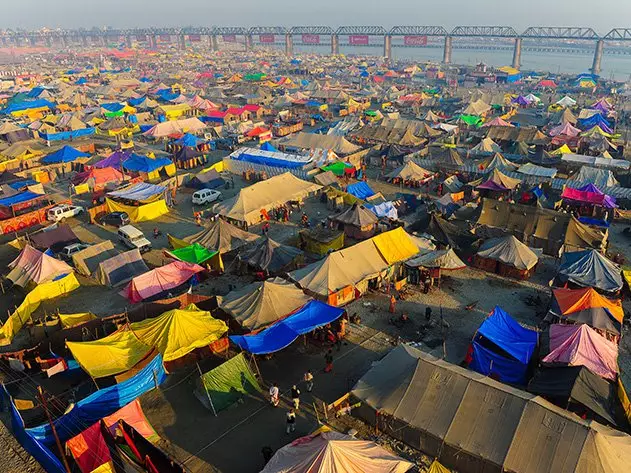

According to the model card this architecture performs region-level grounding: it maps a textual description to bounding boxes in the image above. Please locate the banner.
[301,34,320,45]
[189,34,201,42]
[349,35,369,46]
[404,35,428,46]
[222,34,236,43]
[259,34,275,44]
[159,34,170,42]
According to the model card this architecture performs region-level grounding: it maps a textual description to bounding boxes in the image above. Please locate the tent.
[214,173,321,226]
[475,235,538,279]
[469,306,538,384]
[122,261,204,303]
[41,145,89,164]
[556,250,623,293]
[542,324,618,381]
[7,245,73,288]
[237,236,303,273]
[463,99,491,116]
[66,326,153,378]
[169,218,259,254]
[557,96,577,107]
[165,243,221,268]
[299,228,345,256]
[471,138,502,154]
[97,249,149,287]
[385,161,432,181]
[219,278,310,331]
[549,287,623,336]
[186,169,224,190]
[71,240,119,277]
[197,353,261,412]
[569,167,618,188]
[230,300,344,354]
[346,181,375,200]
[562,185,616,209]
[476,169,521,191]
[477,153,518,172]
[405,249,466,270]
[563,217,608,253]
[130,303,227,362]
[29,224,80,253]
[260,430,413,473]
[331,203,378,239]
[527,366,618,425]
[105,198,169,222]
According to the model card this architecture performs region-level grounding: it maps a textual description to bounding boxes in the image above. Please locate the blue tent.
[74,78,88,85]
[100,102,125,112]
[175,133,204,147]
[230,300,344,354]
[469,306,538,384]
[122,154,172,173]
[128,96,147,106]
[557,250,623,293]
[41,145,89,164]
[260,141,279,152]
[0,191,43,207]
[2,99,55,114]
[346,181,375,200]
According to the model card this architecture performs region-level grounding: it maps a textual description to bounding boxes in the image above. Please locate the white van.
[117,225,152,253]
[192,189,221,205]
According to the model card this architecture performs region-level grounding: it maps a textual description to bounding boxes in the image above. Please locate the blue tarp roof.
[108,182,167,202]
[230,300,344,354]
[2,99,54,114]
[122,154,172,172]
[101,102,126,112]
[175,133,204,147]
[41,145,89,164]
[7,179,37,190]
[0,191,44,207]
[346,181,375,200]
[156,89,180,102]
[557,250,623,293]
[128,96,147,106]
[26,354,166,445]
[260,142,279,152]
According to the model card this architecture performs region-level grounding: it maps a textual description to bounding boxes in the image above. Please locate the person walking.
[304,370,314,392]
[324,349,333,373]
[286,408,296,434]
[389,294,397,314]
[269,383,280,407]
[291,385,301,410]
[425,306,433,322]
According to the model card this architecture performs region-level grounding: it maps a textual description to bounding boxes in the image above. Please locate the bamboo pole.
[38,386,72,473]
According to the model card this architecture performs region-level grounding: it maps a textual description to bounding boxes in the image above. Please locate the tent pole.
[251,354,263,385]
[196,362,217,417]
[38,386,72,473]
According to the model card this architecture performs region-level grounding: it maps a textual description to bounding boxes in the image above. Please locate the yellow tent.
[427,460,451,473]
[59,312,97,328]
[551,144,573,156]
[0,273,80,346]
[105,198,169,222]
[159,103,191,120]
[130,304,227,362]
[66,326,153,378]
[371,227,420,264]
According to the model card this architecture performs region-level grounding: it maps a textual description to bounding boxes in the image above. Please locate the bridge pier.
[125,35,133,49]
[285,33,293,56]
[148,35,157,50]
[331,34,339,55]
[178,34,186,50]
[512,37,522,69]
[592,39,604,75]
[81,36,88,47]
[384,34,392,62]
[245,34,253,51]
[211,34,218,52]
[443,35,453,63]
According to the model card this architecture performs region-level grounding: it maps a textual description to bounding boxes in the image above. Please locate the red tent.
[122,261,204,303]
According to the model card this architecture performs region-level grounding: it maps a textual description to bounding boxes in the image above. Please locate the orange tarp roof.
[552,287,623,323]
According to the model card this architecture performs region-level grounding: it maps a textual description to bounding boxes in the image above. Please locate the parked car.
[47,204,84,222]
[192,189,222,205]
[117,225,152,253]
[100,211,131,227]
[59,243,90,261]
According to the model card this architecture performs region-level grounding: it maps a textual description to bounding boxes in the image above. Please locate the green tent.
[103,110,125,118]
[458,114,483,127]
[167,243,218,265]
[322,161,353,177]
[199,353,261,412]
[245,73,267,82]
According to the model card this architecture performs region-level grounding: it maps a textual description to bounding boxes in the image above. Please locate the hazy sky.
[1,0,627,34]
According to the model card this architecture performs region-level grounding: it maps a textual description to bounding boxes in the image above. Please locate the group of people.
[269,368,316,434]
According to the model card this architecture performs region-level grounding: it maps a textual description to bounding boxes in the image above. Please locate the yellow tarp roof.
[551,144,572,156]
[59,312,97,329]
[130,303,227,362]
[66,326,153,378]
[371,227,420,264]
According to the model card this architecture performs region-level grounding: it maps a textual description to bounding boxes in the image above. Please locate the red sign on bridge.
[301,34,320,44]
[404,35,428,46]
[259,34,275,43]
[349,35,369,46]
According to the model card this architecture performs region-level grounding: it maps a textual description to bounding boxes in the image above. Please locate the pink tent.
[122,261,204,303]
[482,117,513,127]
[7,245,73,287]
[549,122,581,137]
[543,324,618,380]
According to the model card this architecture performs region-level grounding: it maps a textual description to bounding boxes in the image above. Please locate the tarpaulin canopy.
[93,150,130,169]
[0,273,80,345]
[105,198,169,222]
[73,167,125,186]
[477,235,538,270]
[230,300,344,354]
[386,161,432,181]
[346,181,375,200]
[198,353,261,412]
[66,326,153,378]
[108,182,166,203]
[229,147,312,169]
[405,248,466,270]
[557,250,623,293]
[59,312,97,328]
[550,287,623,335]
[260,430,413,473]
[102,399,158,443]
[0,190,44,207]
[332,203,378,228]
[97,248,148,287]
[371,227,420,264]
[26,354,166,445]
[122,154,172,173]
[218,278,311,331]
[166,242,218,265]
[7,244,72,287]
[66,422,114,473]
[469,306,538,384]
[130,303,227,362]
[122,261,204,303]
[41,145,89,164]
[237,236,303,272]
[30,224,80,253]
[543,324,618,381]
[562,185,616,208]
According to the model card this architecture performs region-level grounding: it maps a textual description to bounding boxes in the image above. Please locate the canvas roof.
[97,249,148,287]
[237,236,303,272]
[557,250,623,293]
[71,240,118,277]
[477,235,538,270]
[278,132,360,155]
[385,161,432,180]
[405,248,466,270]
[7,245,73,287]
[550,287,623,335]
[331,203,378,227]
[218,277,311,331]
[182,218,259,253]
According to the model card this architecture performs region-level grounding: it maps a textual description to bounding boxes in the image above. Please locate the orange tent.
[551,287,623,336]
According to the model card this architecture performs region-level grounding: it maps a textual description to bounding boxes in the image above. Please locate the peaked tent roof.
[331,203,378,227]
[181,218,259,253]
[41,145,89,164]
[237,236,303,272]
[122,261,205,303]
[472,138,503,154]
[218,277,311,331]
[477,306,538,365]
[130,303,227,362]
[385,161,432,180]
[551,287,623,334]
[477,235,538,270]
[405,248,466,270]
[557,250,623,293]
[7,245,73,287]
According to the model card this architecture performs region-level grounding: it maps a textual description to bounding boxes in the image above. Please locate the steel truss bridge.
[3,25,631,74]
